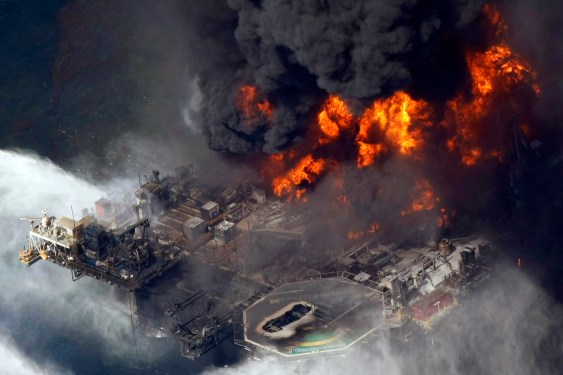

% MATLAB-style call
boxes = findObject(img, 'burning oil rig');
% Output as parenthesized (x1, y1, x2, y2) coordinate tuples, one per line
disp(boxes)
(18, 164, 494, 360)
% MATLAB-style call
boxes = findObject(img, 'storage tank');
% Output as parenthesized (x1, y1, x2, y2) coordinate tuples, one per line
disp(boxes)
(439, 238, 452, 257)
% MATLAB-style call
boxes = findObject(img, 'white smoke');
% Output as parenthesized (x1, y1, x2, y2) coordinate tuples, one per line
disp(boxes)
(0, 330, 73, 375)
(205, 267, 562, 375)
(182, 77, 204, 133)
(0, 150, 139, 373)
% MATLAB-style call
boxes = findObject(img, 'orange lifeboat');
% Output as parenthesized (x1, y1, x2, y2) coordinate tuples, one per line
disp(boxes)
(18, 247, 40, 266)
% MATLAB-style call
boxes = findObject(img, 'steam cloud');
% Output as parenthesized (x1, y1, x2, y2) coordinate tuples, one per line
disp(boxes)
(0, 150, 142, 374)
(0, 331, 72, 375)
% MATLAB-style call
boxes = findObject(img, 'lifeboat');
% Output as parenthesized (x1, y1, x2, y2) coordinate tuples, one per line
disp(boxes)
(18, 248, 40, 266)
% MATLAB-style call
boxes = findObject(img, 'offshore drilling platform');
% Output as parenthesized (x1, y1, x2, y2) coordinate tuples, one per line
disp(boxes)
(14, 2, 561, 366)
(18, 164, 494, 360)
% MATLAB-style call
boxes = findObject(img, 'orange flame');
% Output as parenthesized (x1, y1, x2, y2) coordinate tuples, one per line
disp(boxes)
(367, 222, 380, 233)
(259, 4, 541, 213)
(295, 188, 308, 202)
(356, 142, 384, 169)
(264, 90, 434, 196)
(347, 222, 379, 240)
(467, 45, 539, 98)
(236, 85, 273, 130)
(357, 91, 432, 167)
(401, 179, 438, 216)
(437, 207, 454, 229)
(246, 4, 546, 247)
(271, 154, 328, 198)
(318, 95, 354, 141)
(443, 4, 541, 166)
(347, 230, 363, 240)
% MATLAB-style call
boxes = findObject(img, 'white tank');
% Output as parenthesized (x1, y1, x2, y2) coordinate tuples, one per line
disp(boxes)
(42, 215, 51, 227)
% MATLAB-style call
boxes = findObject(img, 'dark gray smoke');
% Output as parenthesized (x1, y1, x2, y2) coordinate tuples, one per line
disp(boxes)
(185, 0, 485, 153)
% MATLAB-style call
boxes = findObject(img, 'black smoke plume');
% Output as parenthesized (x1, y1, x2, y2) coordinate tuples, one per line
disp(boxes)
(183, 0, 563, 299)
(186, 0, 486, 153)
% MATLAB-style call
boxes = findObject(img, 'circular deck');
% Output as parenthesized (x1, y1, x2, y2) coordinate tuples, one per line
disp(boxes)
(243, 277, 382, 357)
